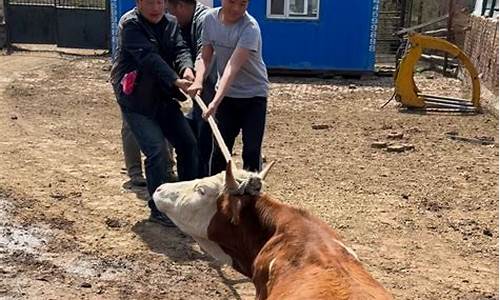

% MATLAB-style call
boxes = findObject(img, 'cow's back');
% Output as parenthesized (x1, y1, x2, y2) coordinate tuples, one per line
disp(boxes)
(266, 263, 393, 300)
(253, 206, 393, 300)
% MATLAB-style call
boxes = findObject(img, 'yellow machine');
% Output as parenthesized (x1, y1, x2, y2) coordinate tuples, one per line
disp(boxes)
(394, 33, 481, 112)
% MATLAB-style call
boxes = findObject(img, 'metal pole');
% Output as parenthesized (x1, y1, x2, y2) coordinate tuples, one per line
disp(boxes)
(443, 0, 454, 75)
(409, 0, 414, 27)
(396, 0, 409, 67)
(399, 0, 407, 29)
(489, 0, 496, 17)
(417, 1, 423, 26)
(482, 0, 488, 16)
(54, 0, 58, 48)
(106, 0, 111, 51)
(2, 0, 11, 51)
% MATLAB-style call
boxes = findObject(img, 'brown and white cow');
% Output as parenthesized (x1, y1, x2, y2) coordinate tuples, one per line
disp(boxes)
(153, 162, 393, 300)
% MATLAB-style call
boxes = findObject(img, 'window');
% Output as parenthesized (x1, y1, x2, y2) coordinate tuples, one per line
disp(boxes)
(475, 0, 499, 17)
(482, 0, 499, 17)
(267, 0, 320, 19)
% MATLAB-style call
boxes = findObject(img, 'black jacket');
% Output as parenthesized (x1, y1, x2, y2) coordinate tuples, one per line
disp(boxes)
(111, 8, 193, 115)
(181, 2, 209, 63)
(180, 3, 217, 105)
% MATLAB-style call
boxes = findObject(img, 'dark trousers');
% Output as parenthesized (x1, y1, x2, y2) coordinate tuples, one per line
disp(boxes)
(188, 114, 213, 178)
(188, 85, 216, 178)
(121, 100, 198, 213)
(210, 96, 267, 175)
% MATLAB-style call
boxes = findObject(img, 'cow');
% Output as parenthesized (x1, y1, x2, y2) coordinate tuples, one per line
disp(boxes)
(153, 161, 393, 300)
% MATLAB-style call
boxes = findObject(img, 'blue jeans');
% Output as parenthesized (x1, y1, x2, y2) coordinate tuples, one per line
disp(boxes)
(121, 100, 198, 212)
(121, 117, 176, 180)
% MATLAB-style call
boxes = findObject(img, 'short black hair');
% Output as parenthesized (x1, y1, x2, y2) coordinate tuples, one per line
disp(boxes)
(167, 0, 196, 5)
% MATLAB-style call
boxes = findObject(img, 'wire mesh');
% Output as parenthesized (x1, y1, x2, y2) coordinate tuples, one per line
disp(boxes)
(8, 0, 55, 6)
(7, 0, 106, 9)
(56, 0, 106, 9)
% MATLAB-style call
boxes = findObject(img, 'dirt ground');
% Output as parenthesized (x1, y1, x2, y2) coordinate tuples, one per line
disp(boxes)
(0, 51, 498, 300)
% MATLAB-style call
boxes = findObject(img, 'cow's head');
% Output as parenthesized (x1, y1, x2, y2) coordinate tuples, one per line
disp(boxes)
(153, 161, 274, 264)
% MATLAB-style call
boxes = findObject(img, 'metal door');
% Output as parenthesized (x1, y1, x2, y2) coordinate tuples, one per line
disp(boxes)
(5, 0, 109, 49)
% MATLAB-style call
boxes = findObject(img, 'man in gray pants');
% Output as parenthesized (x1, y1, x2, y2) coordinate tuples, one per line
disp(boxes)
(121, 119, 176, 187)
(121, 120, 176, 187)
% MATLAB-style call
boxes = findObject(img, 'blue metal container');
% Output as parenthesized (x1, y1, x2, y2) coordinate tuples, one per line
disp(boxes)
(110, 0, 135, 58)
(214, 0, 380, 73)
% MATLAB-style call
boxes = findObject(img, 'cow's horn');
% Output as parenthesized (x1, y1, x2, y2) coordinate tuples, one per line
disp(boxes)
(258, 161, 276, 180)
(225, 160, 239, 192)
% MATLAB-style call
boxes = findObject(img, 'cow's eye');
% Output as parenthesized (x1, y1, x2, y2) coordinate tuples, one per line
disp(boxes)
(196, 186, 206, 196)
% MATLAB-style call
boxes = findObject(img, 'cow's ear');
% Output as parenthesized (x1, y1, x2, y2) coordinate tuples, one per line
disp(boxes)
(230, 197, 243, 225)
(229, 196, 253, 225)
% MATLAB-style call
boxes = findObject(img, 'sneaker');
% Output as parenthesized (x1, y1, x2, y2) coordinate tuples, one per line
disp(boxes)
(148, 210, 176, 227)
(130, 175, 147, 187)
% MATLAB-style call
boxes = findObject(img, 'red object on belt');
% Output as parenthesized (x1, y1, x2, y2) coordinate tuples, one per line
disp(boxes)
(121, 70, 137, 95)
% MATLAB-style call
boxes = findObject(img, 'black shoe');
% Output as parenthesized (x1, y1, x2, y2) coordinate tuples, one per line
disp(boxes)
(166, 171, 178, 183)
(148, 211, 176, 227)
(130, 175, 147, 187)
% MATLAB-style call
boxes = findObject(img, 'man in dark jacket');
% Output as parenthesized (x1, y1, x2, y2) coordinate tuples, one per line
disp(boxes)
(166, 0, 217, 178)
(111, 0, 198, 227)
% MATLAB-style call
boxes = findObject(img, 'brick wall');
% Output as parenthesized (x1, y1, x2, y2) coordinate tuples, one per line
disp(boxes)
(464, 15, 499, 95)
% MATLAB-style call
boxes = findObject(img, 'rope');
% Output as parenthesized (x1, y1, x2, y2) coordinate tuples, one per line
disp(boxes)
(380, 90, 396, 109)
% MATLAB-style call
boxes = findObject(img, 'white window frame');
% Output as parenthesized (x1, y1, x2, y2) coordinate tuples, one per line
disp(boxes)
(266, 0, 320, 20)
